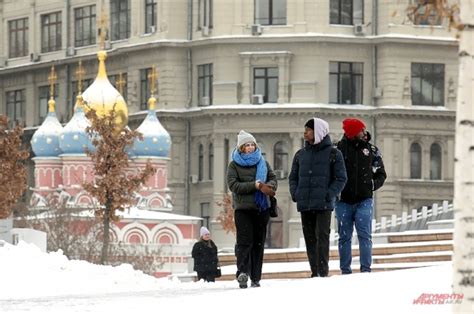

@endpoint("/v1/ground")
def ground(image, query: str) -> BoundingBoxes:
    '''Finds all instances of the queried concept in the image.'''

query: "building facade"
[0,0,457,248]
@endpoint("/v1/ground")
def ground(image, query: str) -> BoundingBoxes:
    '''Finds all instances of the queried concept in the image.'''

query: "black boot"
[237,273,248,289]
[251,281,261,287]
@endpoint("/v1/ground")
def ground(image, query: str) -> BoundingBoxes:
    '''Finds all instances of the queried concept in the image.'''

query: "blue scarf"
[232,147,270,211]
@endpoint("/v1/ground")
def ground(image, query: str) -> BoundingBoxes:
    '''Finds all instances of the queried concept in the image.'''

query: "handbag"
[269,196,278,218]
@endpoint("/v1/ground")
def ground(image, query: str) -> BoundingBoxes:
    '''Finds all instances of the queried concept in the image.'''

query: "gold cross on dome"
[148,65,158,96]
[116,72,126,95]
[75,60,86,94]
[48,65,57,98]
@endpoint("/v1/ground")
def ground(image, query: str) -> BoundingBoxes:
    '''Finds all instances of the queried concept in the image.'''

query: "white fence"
[372,200,453,233]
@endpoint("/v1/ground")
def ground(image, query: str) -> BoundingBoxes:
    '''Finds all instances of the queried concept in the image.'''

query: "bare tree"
[17,203,164,275]
[0,115,29,220]
[83,107,156,264]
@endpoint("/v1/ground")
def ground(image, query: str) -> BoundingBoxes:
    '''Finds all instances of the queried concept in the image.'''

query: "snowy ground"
[0,241,458,314]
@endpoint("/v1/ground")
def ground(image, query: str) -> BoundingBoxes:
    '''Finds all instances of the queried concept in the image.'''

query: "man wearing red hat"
[335,118,386,274]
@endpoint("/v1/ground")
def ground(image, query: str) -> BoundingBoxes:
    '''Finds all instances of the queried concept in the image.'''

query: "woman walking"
[227,130,277,288]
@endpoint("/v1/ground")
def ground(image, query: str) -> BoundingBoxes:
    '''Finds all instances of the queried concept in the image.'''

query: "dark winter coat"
[226,160,277,211]
[289,135,347,212]
[337,135,387,204]
[192,239,219,273]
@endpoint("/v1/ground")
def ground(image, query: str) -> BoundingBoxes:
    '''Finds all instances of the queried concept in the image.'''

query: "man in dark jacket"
[289,118,347,277]
[336,118,387,274]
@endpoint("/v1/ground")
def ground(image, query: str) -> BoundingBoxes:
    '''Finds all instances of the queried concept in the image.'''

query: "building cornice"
[0,33,458,74]
[128,104,456,121]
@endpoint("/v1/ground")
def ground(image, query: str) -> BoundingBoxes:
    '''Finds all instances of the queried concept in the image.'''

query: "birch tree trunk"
[453,1,474,312]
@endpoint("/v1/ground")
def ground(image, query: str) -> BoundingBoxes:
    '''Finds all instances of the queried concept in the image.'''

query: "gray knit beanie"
[237,130,257,147]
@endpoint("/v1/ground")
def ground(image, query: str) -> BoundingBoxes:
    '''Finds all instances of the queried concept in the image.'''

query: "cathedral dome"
[31,99,63,157]
[82,51,128,131]
[132,96,171,157]
[59,96,94,154]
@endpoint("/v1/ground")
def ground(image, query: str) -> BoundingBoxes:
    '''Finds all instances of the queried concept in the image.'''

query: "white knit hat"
[200,226,210,237]
[237,130,257,147]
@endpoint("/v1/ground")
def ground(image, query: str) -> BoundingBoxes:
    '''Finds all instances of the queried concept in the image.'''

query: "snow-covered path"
[0,242,459,314]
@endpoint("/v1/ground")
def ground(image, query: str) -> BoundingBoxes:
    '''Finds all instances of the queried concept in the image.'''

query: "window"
[8,18,28,58]
[410,143,422,179]
[145,0,158,33]
[198,144,204,181]
[75,5,96,47]
[430,143,442,180]
[109,73,128,100]
[413,3,442,26]
[198,64,213,106]
[198,0,213,29]
[255,0,287,25]
[6,90,25,127]
[329,61,363,104]
[411,63,444,107]
[38,85,58,124]
[254,67,278,103]
[274,141,289,177]
[110,0,130,41]
[200,202,210,228]
[208,143,214,180]
[41,12,62,53]
[330,0,363,25]
[140,68,152,110]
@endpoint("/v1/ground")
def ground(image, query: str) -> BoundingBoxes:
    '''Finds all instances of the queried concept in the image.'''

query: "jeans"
[301,210,332,277]
[335,198,373,274]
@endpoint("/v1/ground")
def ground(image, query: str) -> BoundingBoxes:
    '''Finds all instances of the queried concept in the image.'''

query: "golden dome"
[82,50,128,130]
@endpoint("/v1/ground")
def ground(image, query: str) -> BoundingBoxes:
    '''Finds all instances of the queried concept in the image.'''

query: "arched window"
[430,143,442,180]
[198,144,204,181]
[208,143,214,180]
[410,143,422,179]
[273,141,289,175]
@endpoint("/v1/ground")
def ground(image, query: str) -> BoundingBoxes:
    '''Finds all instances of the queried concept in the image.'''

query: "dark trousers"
[234,210,270,282]
[301,210,332,277]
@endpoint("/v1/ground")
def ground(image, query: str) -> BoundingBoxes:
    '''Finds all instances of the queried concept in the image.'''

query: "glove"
[258,182,275,197]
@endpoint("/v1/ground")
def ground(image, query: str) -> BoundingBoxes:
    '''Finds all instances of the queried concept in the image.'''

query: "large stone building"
[0,0,457,248]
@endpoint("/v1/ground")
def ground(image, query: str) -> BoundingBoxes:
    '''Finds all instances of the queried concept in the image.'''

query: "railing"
[326,200,454,246]
[372,200,453,233]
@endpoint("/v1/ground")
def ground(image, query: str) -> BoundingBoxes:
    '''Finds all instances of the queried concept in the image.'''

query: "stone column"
[294,0,307,32]
[130,0,141,37]
[278,55,291,104]
[240,55,251,104]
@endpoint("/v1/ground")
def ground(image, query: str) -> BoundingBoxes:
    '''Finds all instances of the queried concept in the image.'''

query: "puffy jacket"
[226,160,277,211]
[289,135,347,212]
[192,239,218,272]
[337,135,387,204]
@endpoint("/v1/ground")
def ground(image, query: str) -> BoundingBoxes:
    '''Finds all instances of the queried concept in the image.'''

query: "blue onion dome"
[132,96,171,157]
[59,95,95,154]
[31,98,63,157]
